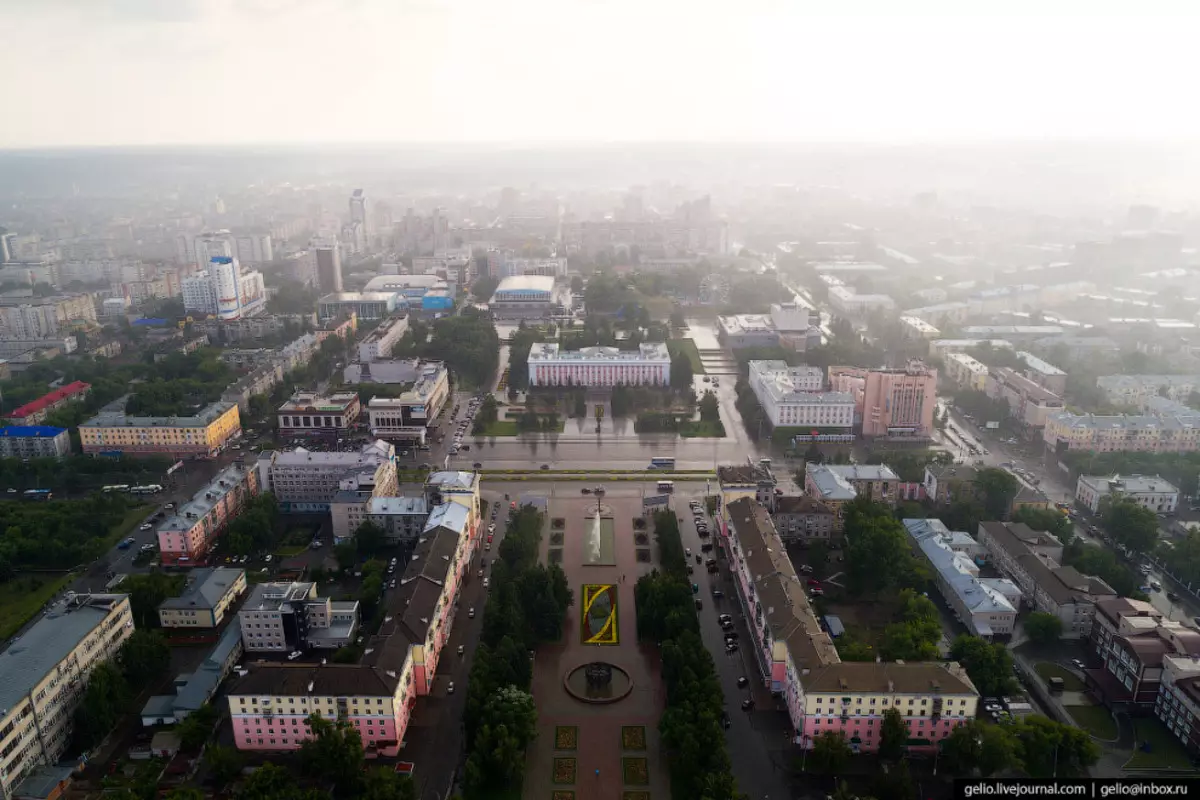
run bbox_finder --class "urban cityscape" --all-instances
[2,4,1200,800]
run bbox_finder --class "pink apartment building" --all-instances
[721,497,978,753]
[156,462,260,566]
[828,360,938,439]
[226,498,477,755]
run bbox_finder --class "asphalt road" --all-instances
[675,488,795,800]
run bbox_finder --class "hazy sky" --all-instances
[2,0,1198,148]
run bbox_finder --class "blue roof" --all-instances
[133,317,169,326]
[0,426,66,438]
[211,256,233,264]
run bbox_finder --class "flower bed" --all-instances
[553,757,577,785]
[621,725,647,751]
[622,756,649,786]
[555,726,578,750]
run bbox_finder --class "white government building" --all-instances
[747,360,855,429]
[528,342,671,387]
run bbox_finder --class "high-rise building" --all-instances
[349,189,370,238]
[234,232,274,265]
[828,360,938,439]
[0,230,14,264]
[315,240,343,293]
[192,231,235,267]
[181,257,266,321]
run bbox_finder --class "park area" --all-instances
[1125,718,1195,771]
[666,339,705,375]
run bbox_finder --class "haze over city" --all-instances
[6,3,1200,800]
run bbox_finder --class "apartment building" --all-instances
[424,470,483,524]
[80,398,241,458]
[721,498,979,753]
[276,390,361,436]
[227,502,476,755]
[928,339,1014,359]
[357,317,409,362]
[828,361,937,439]
[1075,474,1179,514]
[900,316,941,340]
[156,463,261,566]
[943,353,989,391]
[0,595,134,800]
[923,464,980,505]
[985,368,1064,428]
[772,495,836,543]
[366,496,430,544]
[1096,374,1200,409]
[1089,598,1200,712]
[904,519,1018,639]
[255,440,398,513]
[747,361,854,431]
[1017,351,1067,396]
[0,426,71,459]
[804,464,901,529]
[976,521,1116,638]
[238,582,360,653]
[1043,410,1200,454]
[366,362,450,444]
[158,567,248,628]
[1156,653,1200,757]
[0,293,97,339]
[715,461,778,534]
[4,381,90,424]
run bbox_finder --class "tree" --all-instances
[204,744,245,790]
[809,731,853,775]
[940,719,1021,777]
[669,350,694,389]
[163,789,205,800]
[976,468,1019,520]
[1013,507,1074,545]
[1102,496,1160,554]
[235,763,318,800]
[73,661,129,751]
[353,521,387,557]
[177,703,219,750]
[1024,611,1064,644]
[669,309,686,328]
[698,391,720,423]
[123,572,185,629]
[1010,715,1099,777]
[335,540,358,571]
[472,275,500,301]
[300,714,366,795]
[118,629,170,686]
[843,499,928,595]
[878,707,907,760]
[949,635,1017,697]
[363,768,417,800]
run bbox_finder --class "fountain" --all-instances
[563,661,634,704]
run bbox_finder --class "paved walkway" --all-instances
[524,496,670,800]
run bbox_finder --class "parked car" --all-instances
[737,676,749,688]
[741,698,755,710]
[447,682,455,694]
[725,643,739,654]
[468,607,476,619]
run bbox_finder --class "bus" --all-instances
[22,489,52,501]
[656,481,674,493]
[102,484,131,493]
[649,457,676,470]
[129,484,164,495]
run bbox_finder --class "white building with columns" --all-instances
[528,343,670,387]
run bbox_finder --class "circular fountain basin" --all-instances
[563,662,634,705]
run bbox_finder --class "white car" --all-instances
[287,651,302,660]
[139,523,153,531]
[488,524,496,533]
[447,681,455,694]
[468,607,476,618]
[483,577,490,588]
[264,554,273,563]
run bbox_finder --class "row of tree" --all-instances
[73,630,172,752]
[634,511,740,800]
[462,505,571,798]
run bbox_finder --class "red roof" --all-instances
[7,381,91,419]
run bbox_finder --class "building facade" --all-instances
[366,363,450,444]
[527,343,670,387]
[0,293,97,339]
[158,567,248,628]
[943,353,989,391]
[357,317,409,362]
[1075,474,1179,514]
[747,360,854,430]
[772,495,836,543]
[181,257,267,321]
[277,391,362,436]
[0,426,71,459]
[239,582,359,652]
[1017,351,1067,396]
[828,361,937,439]
[317,292,398,322]
[985,368,1064,428]
[80,398,241,458]
[156,463,261,566]
[1088,598,1200,712]
[366,496,430,544]
[0,595,134,800]
[488,275,558,318]
[1043,410,1200,454]
[256,441,398,513]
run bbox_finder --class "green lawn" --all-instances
[680,420,726,438]
[1066,704,1118,739]
[1034,662,1086,692]
[1126,718,1196,771]
[667,339,706,374]
[0,572,75,641]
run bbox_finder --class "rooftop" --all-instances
[989,368,1063,405]
[718,314,775,335]
[717,461,774,485]
[528,342,670,362]
[5,381,90,419]
[775,495,835,516]
[821,464,901,482]
[318,292,403,304]
[278,390,359,414]
[157,463,254,535]
[159,567,245,612]
[425,470,478,491]
[0,425,67,438]
[493,275,556,294]
[0,594,129,713]
[804,464,857,501]
[270,440,394,468]
[242,581,317,612]
[1017,351,1066,377]
[979,521,1115,606]
[423,501,471,535]
[1078,474,1180,495]
[230,663,399,697]
[367,495,428,516]
[81,396,237,429]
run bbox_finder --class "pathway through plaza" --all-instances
[523,495,671,800]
